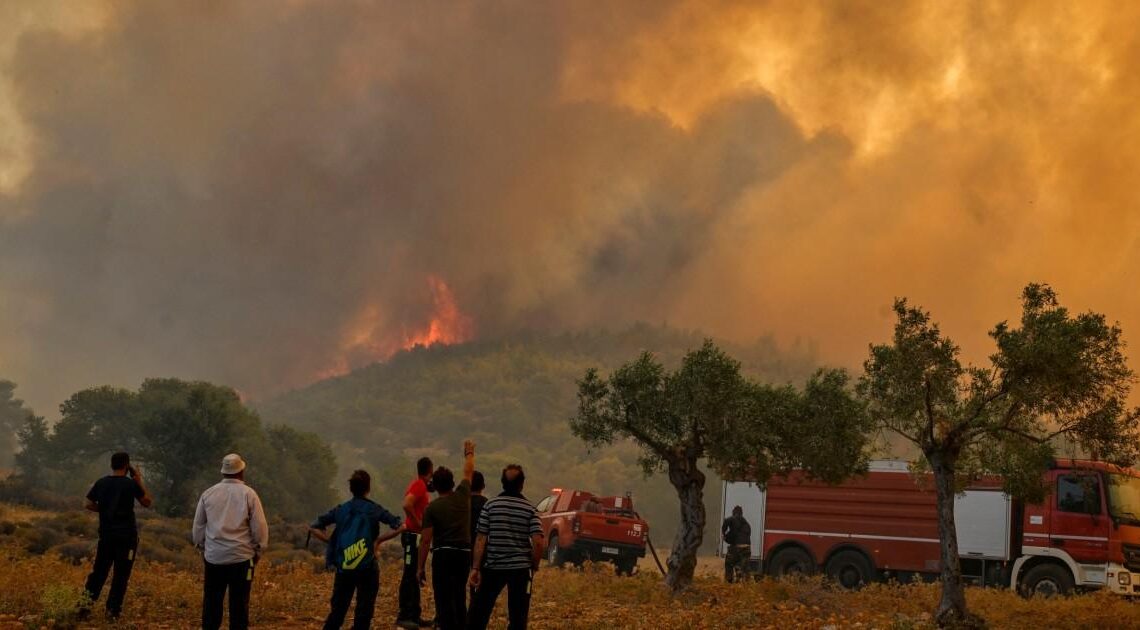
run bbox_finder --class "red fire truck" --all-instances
[720,459,1140,596]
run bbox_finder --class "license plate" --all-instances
[602,546,619,555]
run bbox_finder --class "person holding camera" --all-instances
[83,451,153,620]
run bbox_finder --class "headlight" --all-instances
[1119,572,1132,585]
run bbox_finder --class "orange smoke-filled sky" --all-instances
[1,1,1138,412]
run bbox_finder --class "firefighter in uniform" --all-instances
[721,505,752,582]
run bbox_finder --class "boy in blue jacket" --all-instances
[310,470,403,630]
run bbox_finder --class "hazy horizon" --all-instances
[3,2,1139,413]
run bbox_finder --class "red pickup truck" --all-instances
[536,488,649,575]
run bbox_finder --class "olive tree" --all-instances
[0,380,34,467]
[573,340,870,591]
[859,284,1140,627]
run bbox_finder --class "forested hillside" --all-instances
[258,324,823,550]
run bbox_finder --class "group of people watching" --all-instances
[80,441,545,629]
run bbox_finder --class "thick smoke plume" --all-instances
[2,1,1139,411]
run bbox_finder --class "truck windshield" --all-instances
[1107,474,1140,524]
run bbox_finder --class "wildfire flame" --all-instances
[401,275,474,349]
[313,274,474,381]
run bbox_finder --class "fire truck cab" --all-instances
[720,459,1140,596]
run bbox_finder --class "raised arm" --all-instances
[462,439,475,484]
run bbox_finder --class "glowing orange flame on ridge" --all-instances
[313,274,474,381]
[401,274,474,349]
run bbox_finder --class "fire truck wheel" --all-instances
[824,550,874,589]
[766,547,815,578]
[1020,563,1074,598]
[546,533,565,568]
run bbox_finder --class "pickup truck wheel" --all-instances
[766,547,815,578]
[825,550,873,589]
[615,557,637,576]
[1020,563,1074,598]
[546,533,565,568]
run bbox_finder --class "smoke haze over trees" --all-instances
[3,2,1140,412]
[258,325,821,551]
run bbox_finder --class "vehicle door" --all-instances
[535,495,555,535]
[1050,471,1110,563]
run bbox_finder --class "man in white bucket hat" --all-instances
[192,453,268,630]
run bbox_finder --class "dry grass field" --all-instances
[1,502,1139,629]
[3,551,1140,629]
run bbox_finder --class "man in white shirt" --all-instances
[192,453,269,630]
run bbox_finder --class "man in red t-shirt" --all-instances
[397,457,434,629]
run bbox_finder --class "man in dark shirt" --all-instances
[310,469,403,630]
[83,452,152,619]
[721,505,752,583]
[418,440,475,630]
[467,464,544,630]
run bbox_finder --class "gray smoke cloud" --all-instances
[2,1,1139,412]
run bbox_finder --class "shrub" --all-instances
[13,526,63,554]
[38,583,90,629]
[50,541,94,566]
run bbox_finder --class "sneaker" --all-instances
[395,620,420,630]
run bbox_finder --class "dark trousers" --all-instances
[83,533,137,615]
[323,567,379,630]
[203,559,255,630]
[466,567,532,630]
[398,531,422,621]
[725,545,749,582]
[431,548,471,630]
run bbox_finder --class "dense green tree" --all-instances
[137,379,251,515]
[256,425,338,520]
[14,378,336,520]
[859,284,1140,627]
[0,381,35,468]
[14,414,51,477]
[48,386,139,474]
[572,340,870,591]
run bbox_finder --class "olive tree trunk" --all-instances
[930,453,985,629]
[664,456,706,592]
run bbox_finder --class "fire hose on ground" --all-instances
[634,511,668,577]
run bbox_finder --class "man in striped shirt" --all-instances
[466,464,544,630]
